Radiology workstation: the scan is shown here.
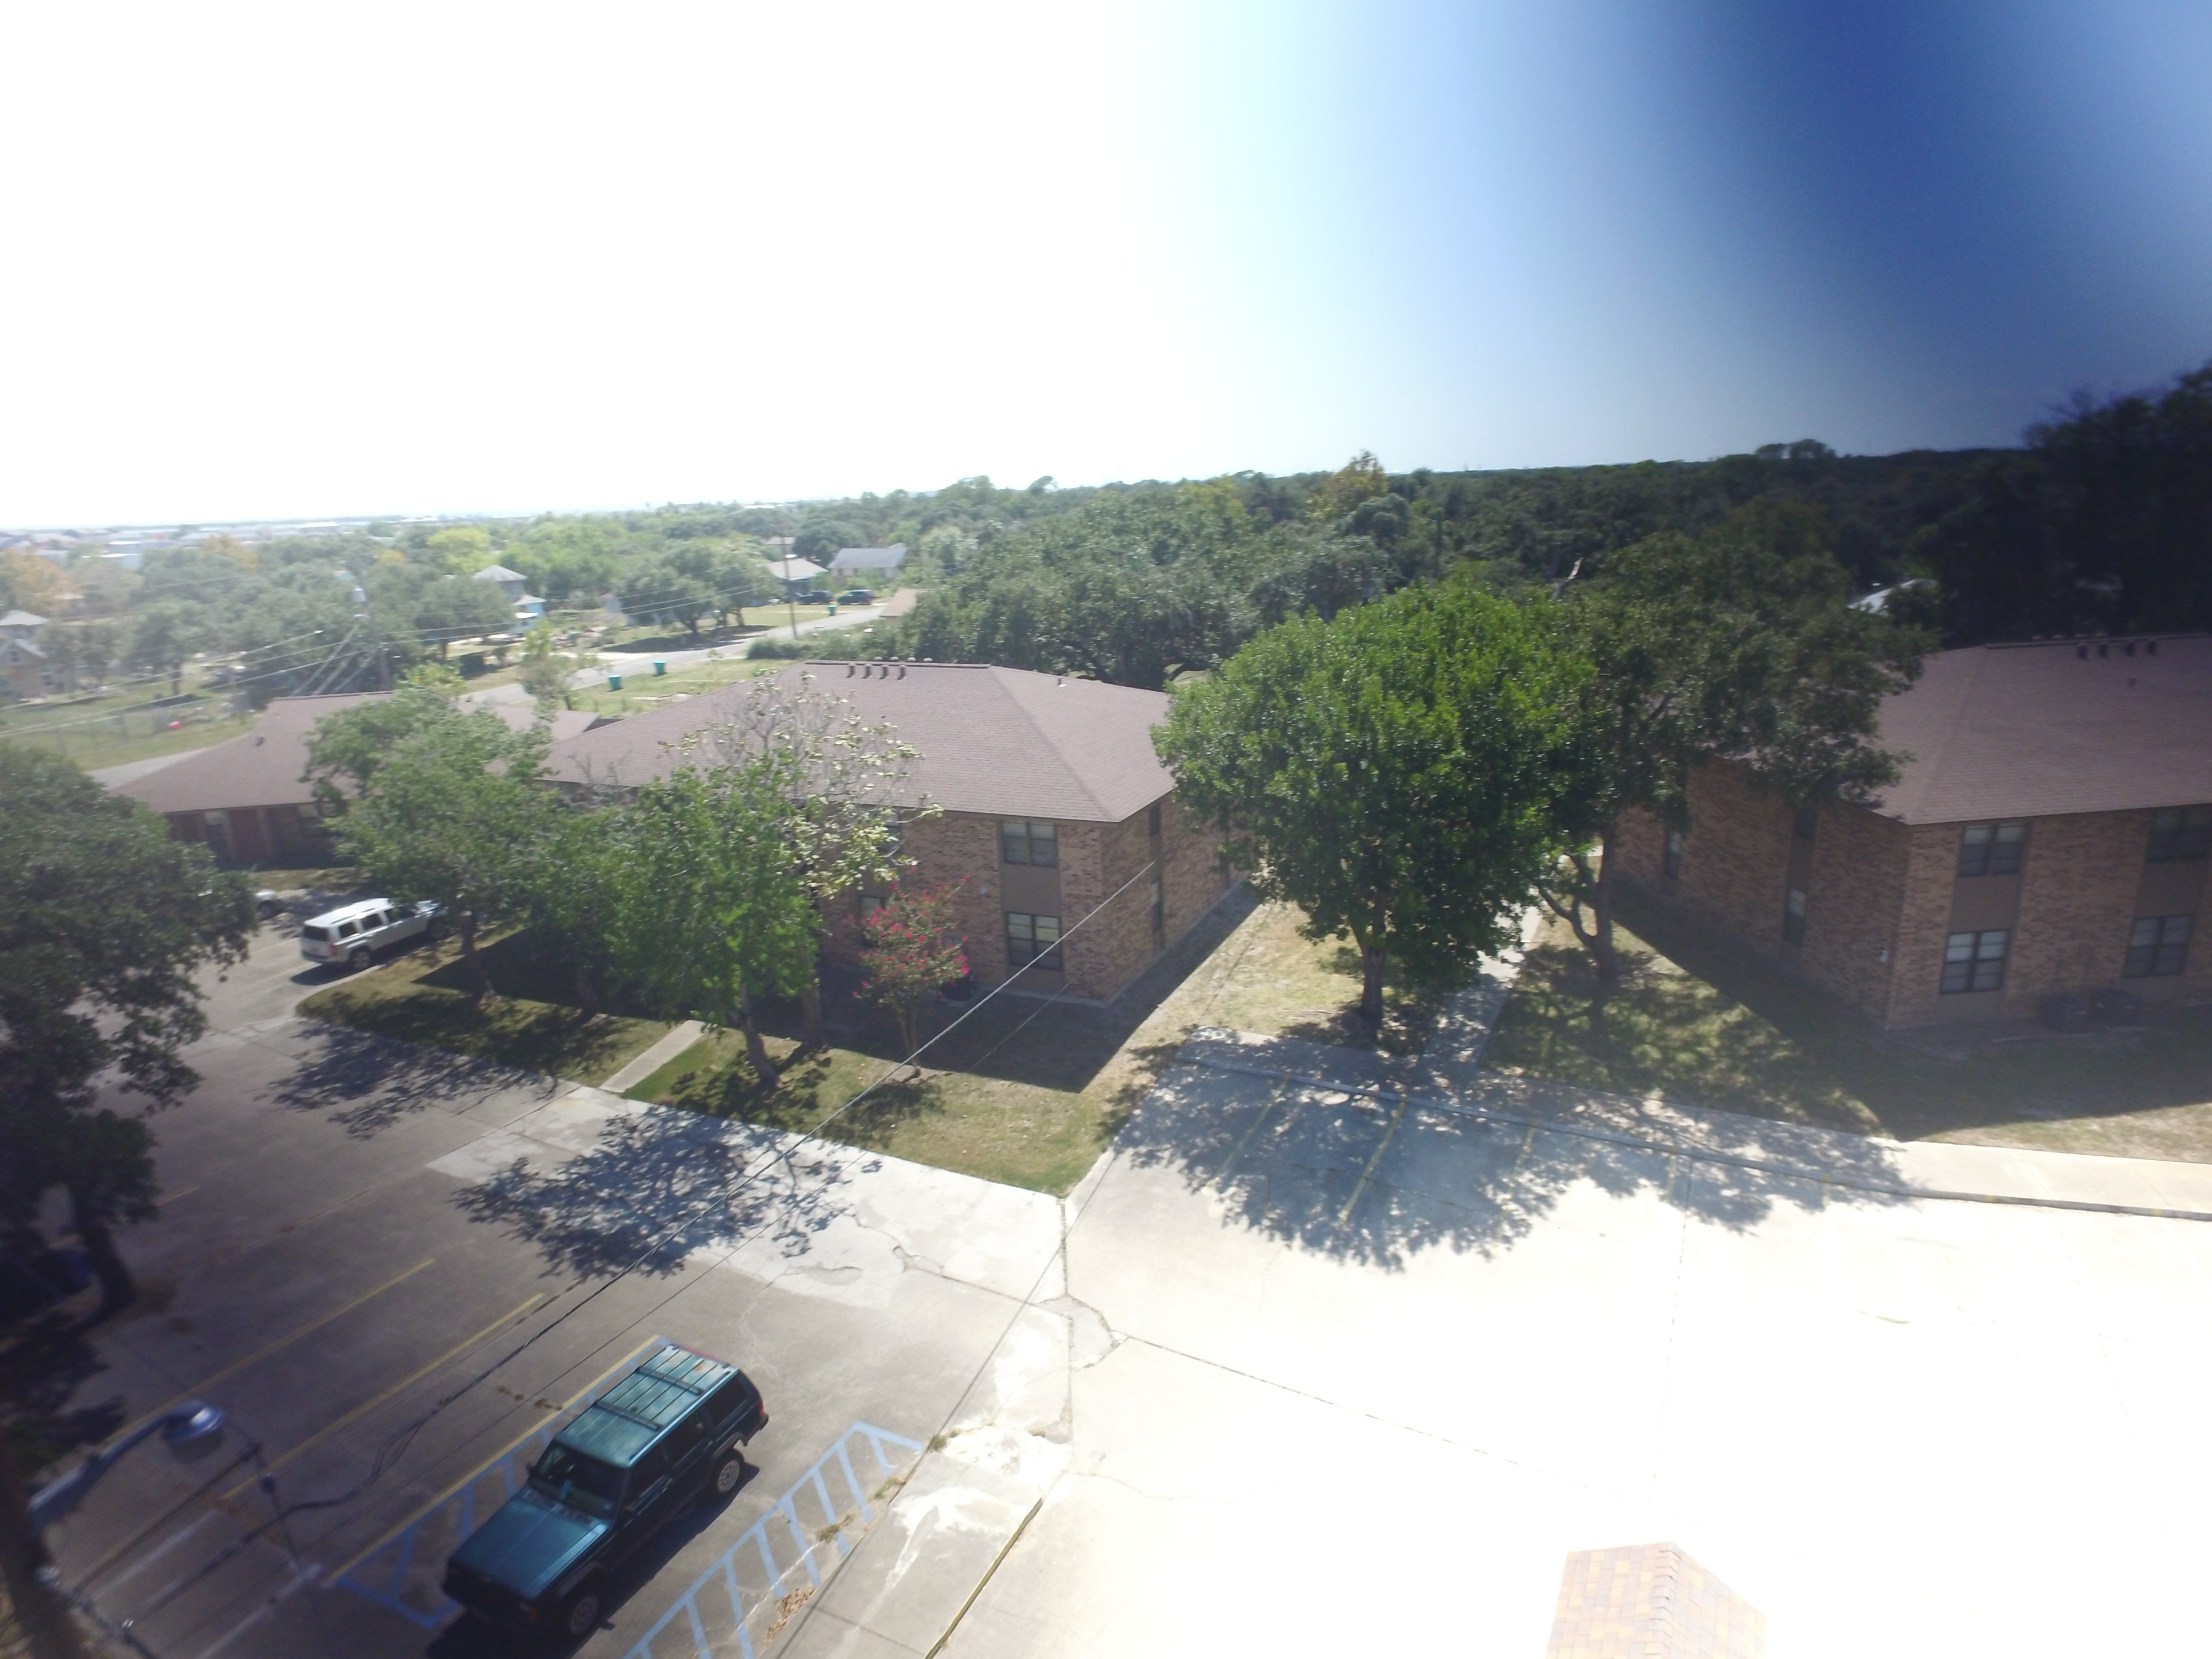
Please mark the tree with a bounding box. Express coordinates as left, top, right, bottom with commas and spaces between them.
125, 599, 205, 696
425, 525, 494, 575
0, 549, 71, 617
302, 665, 467, 808
1550, 502, 1926, 987
675, 674, 922, 1050
413, 573, 515, 657
0, 749, 254, 1318
1157, 581, 1590, 1025
610, 757, 821, 1087
335, 709, 554, 999
523, 798, 630, 1015
859, 883, 968, 1054
618, 559, 715, 639
518, 623, 597, 710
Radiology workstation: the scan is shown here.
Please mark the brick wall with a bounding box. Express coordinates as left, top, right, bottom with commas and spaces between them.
1887, 810, 2211, 1026
820, 794, 1231, 1004
1616, 763, 1911, 1024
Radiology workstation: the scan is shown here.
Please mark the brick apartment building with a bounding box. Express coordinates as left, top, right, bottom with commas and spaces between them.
544, 661, 1233, 1004
1613, 634, 2212, 1027
116, 693, 601, 867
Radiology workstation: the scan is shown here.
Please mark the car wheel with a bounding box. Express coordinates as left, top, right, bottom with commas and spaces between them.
711, 1452, 744, 1498
347, 949, 369, 973
560, 1582, 603, 1640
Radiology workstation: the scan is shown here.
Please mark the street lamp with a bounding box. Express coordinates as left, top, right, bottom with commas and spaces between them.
30, 1404, 227, 1533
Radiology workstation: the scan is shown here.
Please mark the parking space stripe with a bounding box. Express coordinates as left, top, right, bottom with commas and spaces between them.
1339, 1092, 1413, 1225
322, 1333, 670, 1582
217, 1292, 552, 1501
111, 1258, 437, 1446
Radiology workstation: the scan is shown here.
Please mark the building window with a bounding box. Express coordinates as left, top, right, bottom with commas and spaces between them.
1149, 878, 1165, 937
1000, 820, 1058, 867
1663, 829, 1684, 880
1005, 911, 1063, 972
858, 893, 885, 921
1940, 928, 2009, 994
1782, 886, 1808, 945
2124, 915, 2193, 978
2146, 806, 2212, 863
1957, 822, 2025, 877
1147, 801, 1163, 838
1793, 806, 1818, 842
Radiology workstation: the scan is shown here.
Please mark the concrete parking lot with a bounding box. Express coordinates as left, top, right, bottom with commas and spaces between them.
38, 925, 2212, 1658
921, 1032, 2212, 1659
38, 927, 1064, 1659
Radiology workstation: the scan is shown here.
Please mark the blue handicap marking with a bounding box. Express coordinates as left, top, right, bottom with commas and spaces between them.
326, 1334, 924, 1650
622, 1422, 923, 1659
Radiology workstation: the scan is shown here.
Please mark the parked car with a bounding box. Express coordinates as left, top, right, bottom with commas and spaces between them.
793, 588, 832, 606
298, 898, 444, 971
255, 888, 283, 920
835, 588, 875, 606
443, 1345, 768, 1641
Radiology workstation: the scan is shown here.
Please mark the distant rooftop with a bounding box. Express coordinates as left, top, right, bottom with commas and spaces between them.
828, 544, 906, 571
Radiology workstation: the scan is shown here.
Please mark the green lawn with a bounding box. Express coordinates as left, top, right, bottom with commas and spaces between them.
627, 1033, 1119, 1195
1484, 888, 2212, 1161
298, 931, 672, 1087
561, 653, 775, 718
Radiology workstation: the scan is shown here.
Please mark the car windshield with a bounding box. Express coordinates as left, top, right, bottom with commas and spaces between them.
528, 1446, 624, 1517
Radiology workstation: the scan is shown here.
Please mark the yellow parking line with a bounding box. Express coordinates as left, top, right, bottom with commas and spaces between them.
112, 1258, 436, 1446
219, 1292, 552, 1501
324, 1333, 669, 1580
1338, 1092, 1413, 1226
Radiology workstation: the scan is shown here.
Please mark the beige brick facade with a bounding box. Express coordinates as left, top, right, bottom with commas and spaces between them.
1619, 764, 2212, 1029
821, 793, 1231, 1004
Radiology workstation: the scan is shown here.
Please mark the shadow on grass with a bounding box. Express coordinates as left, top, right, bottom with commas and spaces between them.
1486, 884, 2212, 1145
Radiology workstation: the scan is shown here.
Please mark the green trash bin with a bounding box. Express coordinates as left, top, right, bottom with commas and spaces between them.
608, 672, 623, 690
653, 659, 666, 676
828, 604, 838, 617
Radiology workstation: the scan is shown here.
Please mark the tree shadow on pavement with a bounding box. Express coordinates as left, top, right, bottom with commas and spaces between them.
449, 1107, 862, 1281
264, 1024, 562, 1139
1113, 1044, 1912, 1271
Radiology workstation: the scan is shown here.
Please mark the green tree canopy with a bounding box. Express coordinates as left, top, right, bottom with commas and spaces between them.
0, 749, 254, 1317
1157, 581, 1590, 1024
1552, 501, 1927, 984
333, 707, 554, 997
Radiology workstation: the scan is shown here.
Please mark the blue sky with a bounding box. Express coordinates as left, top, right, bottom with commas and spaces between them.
3, 1, 2208, 524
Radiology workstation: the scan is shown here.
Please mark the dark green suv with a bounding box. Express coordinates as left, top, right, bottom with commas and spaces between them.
442, 1344, 768, 1642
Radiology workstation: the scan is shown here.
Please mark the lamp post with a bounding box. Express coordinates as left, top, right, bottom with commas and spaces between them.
30, 1404, 228, 1533
0, 1404, 227, 1659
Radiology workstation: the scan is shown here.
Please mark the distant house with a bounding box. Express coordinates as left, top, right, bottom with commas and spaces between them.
1614, 635, 2212, 1026
0, 611, 50, 699
473, 565, 528, 602
827, 545, 906, 583
765, 557, 827, 595
544, 662, 1234, 1003
469, 564, 544, 618
113, 693, 608, 867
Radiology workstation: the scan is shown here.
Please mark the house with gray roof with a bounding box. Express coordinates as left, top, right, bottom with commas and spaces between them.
0, 611, 50, 698
545, 661, 1233, 1003
1612, 634, 2212, 1026
114, 693, 605, 867
826, 544, 906, 582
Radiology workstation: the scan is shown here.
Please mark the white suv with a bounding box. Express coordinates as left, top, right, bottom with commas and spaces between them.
299, 899, 444, 971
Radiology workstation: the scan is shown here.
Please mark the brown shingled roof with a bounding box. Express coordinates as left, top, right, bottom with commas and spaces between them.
112, 694, 602, 814
544, 662, 1175, 822
1872, 634, 2212, 824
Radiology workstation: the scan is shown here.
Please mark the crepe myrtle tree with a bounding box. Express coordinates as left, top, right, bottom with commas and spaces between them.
1157, 580, 1591, 1026
675, 671, 931, 1052
609, 753, 821, 1088
858, 882, 969, 1055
